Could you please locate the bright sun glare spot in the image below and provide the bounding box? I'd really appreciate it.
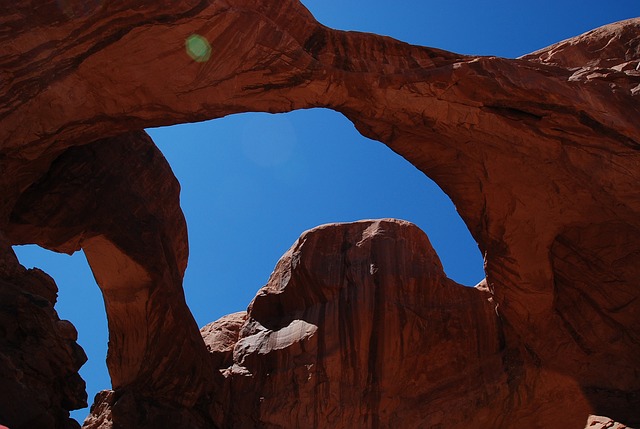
[185,34,212,63]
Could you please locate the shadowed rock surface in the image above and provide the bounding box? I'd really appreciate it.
[0,1,638,428]
[0,237,86,429]
[5,132,217,428]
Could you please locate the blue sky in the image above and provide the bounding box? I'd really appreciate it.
[13,1,638,422]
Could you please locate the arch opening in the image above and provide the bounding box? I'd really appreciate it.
[9,107,485,423]
[147,108,485,329]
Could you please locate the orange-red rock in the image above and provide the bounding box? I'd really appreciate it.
[586,415,633,429]
[6,132,217,426]
[202,220,594,428]
[0,1,638,428]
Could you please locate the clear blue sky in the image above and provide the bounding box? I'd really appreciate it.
[13,1,638,422]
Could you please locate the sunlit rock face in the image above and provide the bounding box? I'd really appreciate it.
[0,0,639,427]
[203,219,584,428]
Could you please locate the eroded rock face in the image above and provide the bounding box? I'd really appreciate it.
[586,415,633,429]
[0,1,638,428]
[0,238,86,429]
[5,132,216,426]
[203,220,594,428]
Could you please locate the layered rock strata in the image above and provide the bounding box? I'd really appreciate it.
[0,1,638,427]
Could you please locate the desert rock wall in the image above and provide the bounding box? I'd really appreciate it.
[0,2,638,428]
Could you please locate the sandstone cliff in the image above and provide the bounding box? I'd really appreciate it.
[0,1,638,428]
[201,219,591,428]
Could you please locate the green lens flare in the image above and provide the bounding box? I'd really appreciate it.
[185,34,212,63]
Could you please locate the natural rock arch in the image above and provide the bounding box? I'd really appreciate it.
[0,1,638,427]
[7,133,216,407]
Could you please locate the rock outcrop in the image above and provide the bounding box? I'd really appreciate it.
[586,415,634,429]
[0,237,86,428]
[201,219,593,428]
[0,1,638,428]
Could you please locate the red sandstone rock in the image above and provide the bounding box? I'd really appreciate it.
[0,236,86,429]
[3,131,218,427]
[201,312,247,372]
[0,1,638,428]
[6,132,217,419]
[586,415,632,429]
[203,220,594,428]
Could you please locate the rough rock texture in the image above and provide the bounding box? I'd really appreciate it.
[0,1,639,428]
[586,415,633,429]
[0,237,86,428]
[202,220,594,428]
[6,132,218,425]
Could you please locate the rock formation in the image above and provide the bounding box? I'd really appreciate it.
[0,239,86,428]
[201,219,591,428]
[4,132,217,428]
[0,0,638,428]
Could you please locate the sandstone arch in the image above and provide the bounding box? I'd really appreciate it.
[0,1,638,427]
[6,133,215,425]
